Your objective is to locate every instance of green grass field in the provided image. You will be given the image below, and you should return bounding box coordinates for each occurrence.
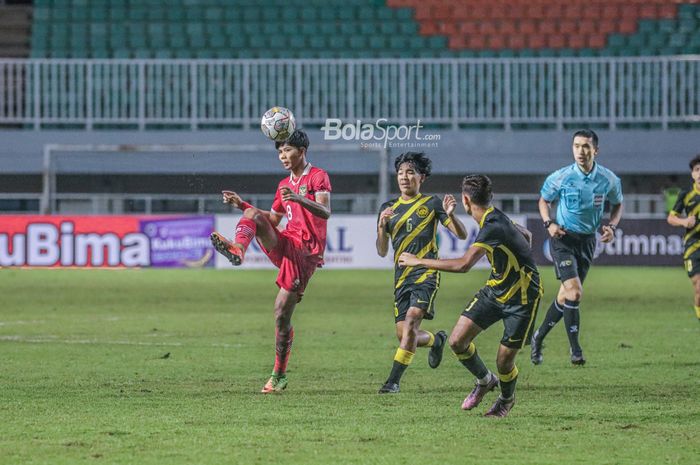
[1,267,698,465]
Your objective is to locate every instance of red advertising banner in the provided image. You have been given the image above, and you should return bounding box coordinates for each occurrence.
[0,215,215,268]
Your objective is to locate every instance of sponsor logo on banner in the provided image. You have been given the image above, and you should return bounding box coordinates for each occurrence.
[528,218,683,266]
[0,215,215,268]
[141,217,214,268]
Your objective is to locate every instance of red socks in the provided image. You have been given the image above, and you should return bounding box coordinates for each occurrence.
[273,327,294,375]
[234,217,256,250]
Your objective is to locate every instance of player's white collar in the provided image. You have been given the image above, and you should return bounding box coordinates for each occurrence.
[290,163,312,184]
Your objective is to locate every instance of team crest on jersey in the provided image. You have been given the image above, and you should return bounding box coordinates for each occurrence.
[299,185,307,195]
[416,206,429,218]
[593,194,604,206]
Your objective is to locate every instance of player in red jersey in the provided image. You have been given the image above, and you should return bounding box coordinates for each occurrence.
[210,130,331,393]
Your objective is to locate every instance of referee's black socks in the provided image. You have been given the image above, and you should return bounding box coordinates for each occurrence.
[534,299,564,342]
[563,299,582,354]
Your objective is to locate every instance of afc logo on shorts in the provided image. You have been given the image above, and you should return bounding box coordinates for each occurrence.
[559,259,573,268]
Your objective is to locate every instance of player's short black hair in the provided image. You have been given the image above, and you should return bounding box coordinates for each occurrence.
[689,154,700,170]
[394,152,431,176]
[275,129,309,150]
[461,174,493,207]
[572,129,599,148]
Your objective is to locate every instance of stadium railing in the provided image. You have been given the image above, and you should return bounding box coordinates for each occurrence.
[0,191,667,218]
[0,57,698,130]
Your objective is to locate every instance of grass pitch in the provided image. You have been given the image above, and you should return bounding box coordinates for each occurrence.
[1,267,698,465]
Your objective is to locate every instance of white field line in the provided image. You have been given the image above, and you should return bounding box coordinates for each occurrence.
[0,335,240,348]
[0,320,47,326]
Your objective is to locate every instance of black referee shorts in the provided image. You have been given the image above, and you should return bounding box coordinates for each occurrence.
[549,232,597,283]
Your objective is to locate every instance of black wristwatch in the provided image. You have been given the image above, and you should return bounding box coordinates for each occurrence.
[607,223,617,231]
[543,220,554,229]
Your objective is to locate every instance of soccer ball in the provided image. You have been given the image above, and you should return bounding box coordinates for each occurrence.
[260,106,296,142]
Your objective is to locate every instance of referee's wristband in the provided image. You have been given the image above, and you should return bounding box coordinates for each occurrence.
[543,220,554,229]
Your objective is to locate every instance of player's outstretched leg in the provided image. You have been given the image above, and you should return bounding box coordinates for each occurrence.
[530,299,564,365]
[210,232,245,266]
[211,208,276,266]
[262,288,298,394]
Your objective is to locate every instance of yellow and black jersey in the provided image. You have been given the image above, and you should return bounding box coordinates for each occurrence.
[670,185,700,259]
[378,194,451,290]
[472,207,540,305]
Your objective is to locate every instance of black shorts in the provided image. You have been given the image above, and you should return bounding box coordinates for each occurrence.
[461,284,543,350]
[550,232,597,283]
[684,253,700,278]
[394,283,438,323]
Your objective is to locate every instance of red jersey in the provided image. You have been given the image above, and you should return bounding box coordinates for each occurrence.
[271,164,332,263]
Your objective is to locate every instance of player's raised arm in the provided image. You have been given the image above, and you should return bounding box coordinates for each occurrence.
[443,194,468,240]
[280,187,331,219]
[222,190,283,226]
[399,245,486,274]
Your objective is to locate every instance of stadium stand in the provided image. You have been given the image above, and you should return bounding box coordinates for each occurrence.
[28,0,700,59]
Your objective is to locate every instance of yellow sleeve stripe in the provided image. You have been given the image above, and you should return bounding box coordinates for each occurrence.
[472,242,493,253]
[442,217,452,227]
[669,211,678,216]
[391,195,432,239]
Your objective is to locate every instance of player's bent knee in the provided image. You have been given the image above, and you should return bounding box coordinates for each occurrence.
[566,288,583,301]
[449,334,470,353]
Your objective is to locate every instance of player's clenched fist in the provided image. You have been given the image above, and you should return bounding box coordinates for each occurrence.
[443,194,457,216]
[378,207,394,229]
[280,186,301,203]
[222,190,242,207]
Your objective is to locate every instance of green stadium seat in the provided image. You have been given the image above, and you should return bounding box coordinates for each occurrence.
[109,8,127,22]
[33,8,50,22]
[190,35,206,49]
[89,8,108,22]
[348,36,367,49]
[308,36,326,49]
[170,35,187,48]
[658,20,677,34]
[396,8,414,21]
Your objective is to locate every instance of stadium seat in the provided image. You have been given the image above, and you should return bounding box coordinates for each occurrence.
[27,0,700,59]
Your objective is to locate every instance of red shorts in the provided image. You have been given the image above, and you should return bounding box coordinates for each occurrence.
[258,229,321,298]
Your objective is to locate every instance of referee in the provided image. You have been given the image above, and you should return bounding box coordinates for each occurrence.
[530,129,623,366]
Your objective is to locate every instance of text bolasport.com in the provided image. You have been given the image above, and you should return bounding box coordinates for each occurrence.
[320,118,441,149]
